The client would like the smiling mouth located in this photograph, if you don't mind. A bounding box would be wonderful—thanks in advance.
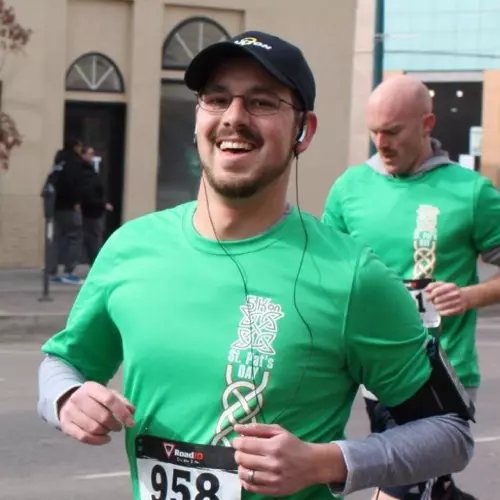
[217,140,256,154]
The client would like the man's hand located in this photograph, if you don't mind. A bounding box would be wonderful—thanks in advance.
[232,423,346,496]
[59,381,135,445]
[425,281,468,316]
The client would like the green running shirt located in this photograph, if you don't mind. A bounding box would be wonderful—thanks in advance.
[42,202,431,500]
[323,162,500,388]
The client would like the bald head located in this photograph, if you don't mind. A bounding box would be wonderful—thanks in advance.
[366,75,436,175]
[369,75,433,118]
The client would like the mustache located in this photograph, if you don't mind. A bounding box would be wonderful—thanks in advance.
[211,126,263,146]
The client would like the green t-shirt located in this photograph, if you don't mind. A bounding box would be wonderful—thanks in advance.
[42,202,431,500]
[323,162,500,388]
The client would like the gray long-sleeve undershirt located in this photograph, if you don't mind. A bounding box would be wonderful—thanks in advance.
[37,355,474,497]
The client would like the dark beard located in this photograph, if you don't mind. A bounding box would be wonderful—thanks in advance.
[201,151,293,199]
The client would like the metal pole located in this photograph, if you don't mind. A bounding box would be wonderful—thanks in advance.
[39,216,54,302]
[39,182,56,302]
[370,0,385,156]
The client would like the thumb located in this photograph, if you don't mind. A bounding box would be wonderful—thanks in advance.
[110,390,135,412]
[425,281,446,299]
[425,281,442,292]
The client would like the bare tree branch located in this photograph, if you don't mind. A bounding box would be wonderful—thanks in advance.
[0,0,32,170]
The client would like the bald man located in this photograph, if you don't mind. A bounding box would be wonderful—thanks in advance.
[322,75,500,499]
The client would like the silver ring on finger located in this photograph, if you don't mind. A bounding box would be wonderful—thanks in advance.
[247,469,256,484]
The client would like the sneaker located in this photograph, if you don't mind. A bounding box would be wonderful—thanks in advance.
[433,481,477,500]
[49,275,63,283]
[444,485,477,500]
[60,273,84,285]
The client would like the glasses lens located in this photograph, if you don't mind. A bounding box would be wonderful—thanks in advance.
[199,91,231,113]
[244,91,281,116]
[198,90,282,116]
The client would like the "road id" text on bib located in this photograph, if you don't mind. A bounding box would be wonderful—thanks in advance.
[136,435,241,500]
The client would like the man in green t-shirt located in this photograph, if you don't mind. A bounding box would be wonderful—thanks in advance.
[38,34,473,500]
[323,75,500,500]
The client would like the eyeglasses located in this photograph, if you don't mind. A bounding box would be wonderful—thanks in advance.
[197,89,301,117]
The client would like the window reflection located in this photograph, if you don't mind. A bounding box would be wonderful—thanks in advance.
[157,82,201,210]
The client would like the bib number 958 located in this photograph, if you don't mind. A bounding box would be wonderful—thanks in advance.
[151,464,219,500]
[138,459,240,500]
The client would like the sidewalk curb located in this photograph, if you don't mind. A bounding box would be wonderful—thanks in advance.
[0,313,68,336]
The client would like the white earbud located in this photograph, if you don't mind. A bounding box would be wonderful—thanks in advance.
[297,126,307,144]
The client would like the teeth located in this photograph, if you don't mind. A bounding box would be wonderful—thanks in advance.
[219,141,254,151]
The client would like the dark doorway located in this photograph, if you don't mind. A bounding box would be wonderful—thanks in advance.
[425,81,483,169]
[64,101,126,238]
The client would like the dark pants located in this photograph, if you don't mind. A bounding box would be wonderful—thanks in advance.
[83,216,104,266]
[49,209,83,275]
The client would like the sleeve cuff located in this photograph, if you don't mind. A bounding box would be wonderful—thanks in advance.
[37,355,86,429]
[327,440,355,497]
[52,384,83,428]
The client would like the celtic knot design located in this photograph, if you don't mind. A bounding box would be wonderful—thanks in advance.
[211,365,270,446]
[412,205,439,280]
[412,242,437,279]
[231,296,284,355]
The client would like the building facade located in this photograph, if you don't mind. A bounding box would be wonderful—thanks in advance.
[384,0,500,184]
[0,0,361,268]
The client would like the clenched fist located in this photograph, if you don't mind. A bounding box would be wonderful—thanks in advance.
[425,281,468,317]
[58,381,135,445]
[232,423,346,496]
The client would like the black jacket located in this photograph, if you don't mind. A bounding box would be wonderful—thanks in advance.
[80,160,106,218]
[53,150,86,211]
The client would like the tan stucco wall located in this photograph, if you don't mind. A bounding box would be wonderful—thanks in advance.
[481,69,500,186]
[0,0,67,267]
[67,1,132,91]
[347,0,375,167]
[0,0,359,268]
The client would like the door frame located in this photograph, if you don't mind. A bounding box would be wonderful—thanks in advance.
[64,100,127,237]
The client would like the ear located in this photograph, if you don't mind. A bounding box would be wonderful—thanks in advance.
[423,112,436,136]
[295,112,318,156]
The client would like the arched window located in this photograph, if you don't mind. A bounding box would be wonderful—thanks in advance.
[157,18,230,210]
[162,17,230,70]
[66,53,125,93]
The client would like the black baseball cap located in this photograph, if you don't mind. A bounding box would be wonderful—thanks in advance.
[184,30,316,111]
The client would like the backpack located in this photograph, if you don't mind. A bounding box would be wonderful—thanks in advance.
[40,161,65,198]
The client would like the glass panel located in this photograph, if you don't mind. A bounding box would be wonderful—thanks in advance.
[163,19,229,68]
[157,82,200,210]
[163,30,195,67]
[423,81,482,161]
[78,55,94,78]
[97,70,121,92]
[202,21,229,48]
[66,54,123,92]
[66,66,90,90]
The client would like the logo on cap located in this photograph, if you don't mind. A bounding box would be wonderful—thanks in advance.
[234,37,272,50]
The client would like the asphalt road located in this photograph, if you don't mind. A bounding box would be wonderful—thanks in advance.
[1,314,498,500]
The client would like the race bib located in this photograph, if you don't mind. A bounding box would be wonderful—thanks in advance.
[136,435,241,500]
[403,279,441,328]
